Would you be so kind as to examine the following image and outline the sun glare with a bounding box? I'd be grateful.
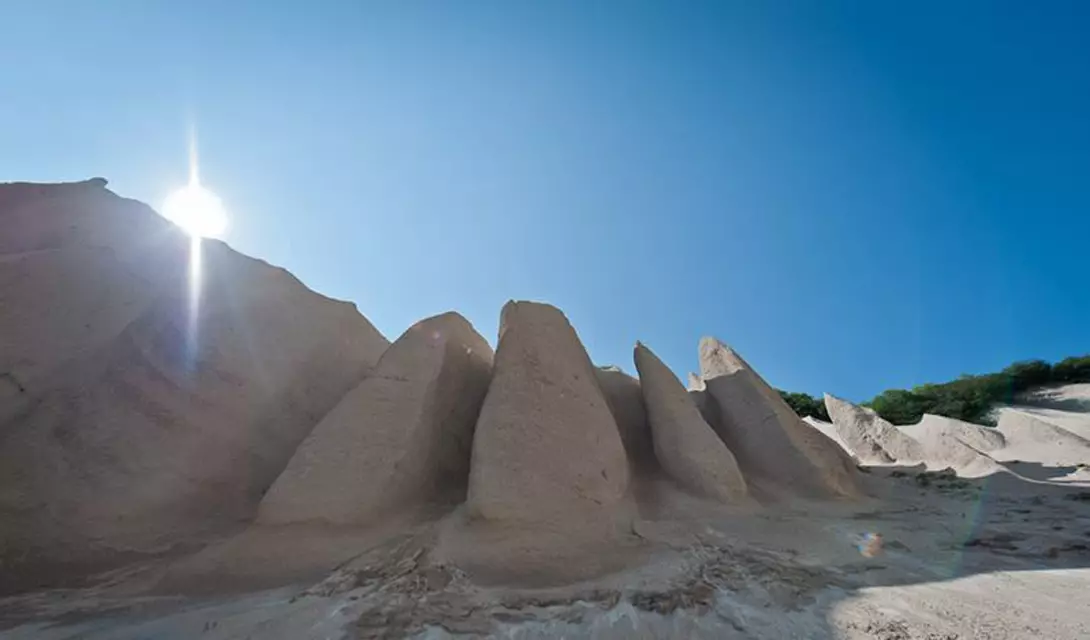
[162,182,228,239]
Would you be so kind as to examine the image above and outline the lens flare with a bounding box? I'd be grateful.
[166,126,228,373]
[162,182,228,239]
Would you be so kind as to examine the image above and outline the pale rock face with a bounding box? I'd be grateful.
[824,393,926,464]
[0,181,189,417]
[0,182,390,588]
[687,372,705,391]
[0,179,170,258]
[466,301,629,523]
[698,337,860,499]
[634,343,747,501]
[595,367,655,473]
[258,313,493,526]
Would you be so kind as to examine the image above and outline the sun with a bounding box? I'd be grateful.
[162,182,228,239]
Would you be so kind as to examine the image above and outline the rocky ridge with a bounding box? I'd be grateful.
[0,181,864,595]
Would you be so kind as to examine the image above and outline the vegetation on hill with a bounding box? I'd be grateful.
[780,354,1090,426]
[778,391,830,422]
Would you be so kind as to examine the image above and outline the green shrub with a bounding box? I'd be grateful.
[1053,355,1090,383]
[1002,360,1053,392]
[781,353,1088,426]
[869,389,928,425]
[777,390,830,421]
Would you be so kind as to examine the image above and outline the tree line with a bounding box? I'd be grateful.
[778,354,1090,426]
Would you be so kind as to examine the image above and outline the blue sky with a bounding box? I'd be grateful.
[2,1,1088,400]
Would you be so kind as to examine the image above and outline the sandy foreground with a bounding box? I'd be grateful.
[6,386,1088,639]
[2,462,1088,639]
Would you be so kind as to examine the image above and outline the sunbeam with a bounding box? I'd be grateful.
[162,130,229,371]
[186,234,203,371]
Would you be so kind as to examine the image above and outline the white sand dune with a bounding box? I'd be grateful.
[897,414,1005,477]
[1005,383,1090,440]
[991,408,1090,466]
[900,413,1006,453]
[821,389,1090,480]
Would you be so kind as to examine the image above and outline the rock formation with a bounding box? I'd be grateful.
[258,313,493,526]
[595,366,655,473]
[2,180,882,596]
[7,179,1090,637]
[824,393,925,464]
[698,338,860,499]
[0,181,390,592]
[0,180,188,420]
[466,301,630,523]
[820,395,1088,478]
[823,396,1008,476]
[634,342,747,501]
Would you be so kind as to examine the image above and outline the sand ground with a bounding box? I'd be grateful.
[2,468,1087,639]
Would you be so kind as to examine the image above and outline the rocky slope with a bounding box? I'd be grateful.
[0,180,390,593]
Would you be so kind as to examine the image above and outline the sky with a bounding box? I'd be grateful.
[2,1,1088,401]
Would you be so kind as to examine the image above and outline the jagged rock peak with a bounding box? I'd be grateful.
[697,336,861,499]
[467,300,629,523]
[698,336,753,379]
[823,393,924,464]
[634,342,747,501]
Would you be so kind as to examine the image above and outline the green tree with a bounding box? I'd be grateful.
[1053,355,1090,383]
[869,389,927,425]
[777,390,830,421]
[1002,360,1053,392]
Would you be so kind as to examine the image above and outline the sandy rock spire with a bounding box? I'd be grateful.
[466,301,629,523]
[634,342,747,501]
[259,312,493,526]
[698,337,860,499]
[824,393,925,464]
